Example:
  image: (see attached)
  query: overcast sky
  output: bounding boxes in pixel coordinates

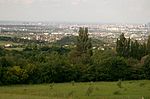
[0,0,150,23]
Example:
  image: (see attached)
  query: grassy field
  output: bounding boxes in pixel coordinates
[0,80,150,99]
[5,48,24,51]
[0,41,20,46]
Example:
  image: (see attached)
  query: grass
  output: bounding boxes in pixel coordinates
[5,48,24,51]
[0,35,15,38]
[0,80,150,99]
[0,41,21,46]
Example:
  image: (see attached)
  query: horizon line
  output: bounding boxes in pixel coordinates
[0,20,149,25]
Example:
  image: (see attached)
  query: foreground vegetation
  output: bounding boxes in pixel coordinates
[0,80,150,99]
[0,27,150,85]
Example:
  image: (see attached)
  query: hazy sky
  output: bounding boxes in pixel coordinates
[0,0,150,23]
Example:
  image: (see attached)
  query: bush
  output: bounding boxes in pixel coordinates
[49,82,55,89]
[117,79,122,88]
[67,90,75,97]
[85,85,94,96]
[71,80,75,86]
[113,90,121,95]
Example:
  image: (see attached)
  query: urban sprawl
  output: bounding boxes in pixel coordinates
[0,22,150,46]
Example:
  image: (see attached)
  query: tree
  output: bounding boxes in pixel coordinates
[76,27,92,56]
[126,38,131,57]
[143,55,150,79]
[0,47,5,56]
[130,40,146,59]
[138,43,147,59]
[69,27,92,64]
[116,33,130,57]
[147,35,150,54]
[0,66,3,85]
[131,40,139,59]
[98,56,130,81]
[4,66,28,84]
[0,57,12,67]
[116,34,147,59]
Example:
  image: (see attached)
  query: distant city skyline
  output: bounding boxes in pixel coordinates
[0,0,150,24]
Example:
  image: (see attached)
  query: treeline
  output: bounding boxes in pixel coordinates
[0,36,47,45]
[0,28,150,85]
[116,33,149,59]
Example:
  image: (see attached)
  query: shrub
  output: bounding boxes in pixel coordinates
[85,85,94,96]
[71,80,75,86]
[139,83,145,87]
[113,90,121,95]
[67,90,74,97]
[117,79,122,88]
[49,82,55,89]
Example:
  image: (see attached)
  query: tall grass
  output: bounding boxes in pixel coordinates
[0,80,150,99]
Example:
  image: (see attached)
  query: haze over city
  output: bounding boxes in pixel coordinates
[0,0,150,23]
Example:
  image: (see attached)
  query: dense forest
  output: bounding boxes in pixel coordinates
[0,27,150,85]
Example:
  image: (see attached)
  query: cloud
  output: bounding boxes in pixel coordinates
[19,0,35,5]
[71,1,79,5]
[0,0,87,6]
[0,0,35,5]
[71,0,87,5]
[23,0,34,4]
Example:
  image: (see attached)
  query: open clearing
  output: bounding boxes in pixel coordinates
[0,41,20,46]
[0,80,150,99]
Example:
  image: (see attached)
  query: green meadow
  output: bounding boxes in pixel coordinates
[0,41,20,46]
[0,80,150,99]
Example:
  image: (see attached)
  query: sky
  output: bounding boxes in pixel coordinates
[0,0,150,23]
